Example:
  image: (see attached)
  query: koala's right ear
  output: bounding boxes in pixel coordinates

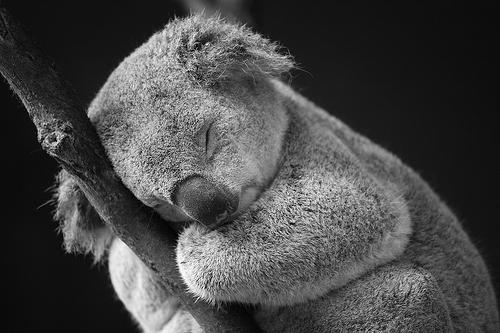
[172,15,295,85]
[54,170,114,262]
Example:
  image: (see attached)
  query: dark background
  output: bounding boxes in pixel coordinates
[1,1,498,332]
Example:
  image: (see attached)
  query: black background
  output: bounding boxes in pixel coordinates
[1,1,498,332]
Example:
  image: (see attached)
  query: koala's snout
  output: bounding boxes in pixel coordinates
[173,176,239,229]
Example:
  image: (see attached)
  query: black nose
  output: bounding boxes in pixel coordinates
[173,176,239,229]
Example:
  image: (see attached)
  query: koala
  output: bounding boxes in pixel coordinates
[54,15,499,332]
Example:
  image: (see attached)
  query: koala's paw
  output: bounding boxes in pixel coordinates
[54,169,114,261]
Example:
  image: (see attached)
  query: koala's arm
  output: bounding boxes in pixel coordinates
[256,263,453,333]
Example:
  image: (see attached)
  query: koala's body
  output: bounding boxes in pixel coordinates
[55,15,499,332]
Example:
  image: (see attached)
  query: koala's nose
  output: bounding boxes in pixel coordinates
[173,176,239,229]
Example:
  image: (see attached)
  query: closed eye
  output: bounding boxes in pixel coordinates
[206,122,218,160]
[198,121,217,160]
[205,123,211,153]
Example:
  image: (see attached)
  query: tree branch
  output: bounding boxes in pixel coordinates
[0,5,260,333]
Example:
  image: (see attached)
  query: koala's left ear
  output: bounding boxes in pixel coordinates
[176,15,294,84]
[54,170,114,262]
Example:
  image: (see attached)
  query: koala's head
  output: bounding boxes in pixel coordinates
[55,14,293,255]
[91,16,293,229]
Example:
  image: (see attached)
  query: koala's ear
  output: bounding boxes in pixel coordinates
[175,15,294,85]
[54,170,114,261]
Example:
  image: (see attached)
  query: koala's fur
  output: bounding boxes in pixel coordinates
[54,15,499,332]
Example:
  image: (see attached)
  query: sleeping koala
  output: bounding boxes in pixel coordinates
[54,15,499,332]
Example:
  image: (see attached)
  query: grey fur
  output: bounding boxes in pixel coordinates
[54,170,113,260]
[55,15,499,332]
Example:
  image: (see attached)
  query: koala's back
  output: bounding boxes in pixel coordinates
[342,128,496,331]
[282,82,499,331]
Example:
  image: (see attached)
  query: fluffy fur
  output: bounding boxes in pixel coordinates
[54,15,499,332]
[54,170,113,260]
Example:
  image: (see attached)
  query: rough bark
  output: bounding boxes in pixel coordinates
[0,5,260,333]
